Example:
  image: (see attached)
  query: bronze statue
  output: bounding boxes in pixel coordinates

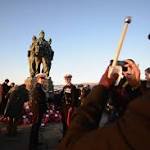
[28,35,37,77]
[28,31,54,78]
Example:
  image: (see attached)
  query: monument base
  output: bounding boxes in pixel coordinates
[25,76,54,92]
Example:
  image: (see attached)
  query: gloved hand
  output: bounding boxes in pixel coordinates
[99,67,119,89]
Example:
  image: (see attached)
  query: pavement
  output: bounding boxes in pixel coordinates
[0,112,109,150]
[0,122,63,150]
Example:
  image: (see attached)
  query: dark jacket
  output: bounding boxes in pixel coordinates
[0,83,10,114]
[5,84,29,118]
[30,83,47,116]
[141,80,150,93]
[109,80,142,117]
[2,82,10,96]
[58,85,150,150]
[61,84,79,107]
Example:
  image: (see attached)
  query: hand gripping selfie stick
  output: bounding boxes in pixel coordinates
[108,16,132,85]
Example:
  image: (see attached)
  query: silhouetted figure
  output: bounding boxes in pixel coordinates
[0,79,10,115]
[29,73,47,150]
[5,84,29,136]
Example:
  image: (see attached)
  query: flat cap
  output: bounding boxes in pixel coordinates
[64,74,72,78]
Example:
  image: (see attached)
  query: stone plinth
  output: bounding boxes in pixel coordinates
[24,77,54,92]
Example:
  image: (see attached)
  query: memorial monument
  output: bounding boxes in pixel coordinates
[26,30,54,91]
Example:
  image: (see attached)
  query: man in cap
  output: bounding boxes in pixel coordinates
[60,74,79,137]
[29,73,48,150]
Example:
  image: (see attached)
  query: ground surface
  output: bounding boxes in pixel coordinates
[0,122,62,150]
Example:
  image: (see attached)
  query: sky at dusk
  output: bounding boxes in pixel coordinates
[0,0,150,85]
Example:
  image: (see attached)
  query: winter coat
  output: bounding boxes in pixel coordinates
[61,84,79,107]
[30,83,47,122]
[5,84,29,119]
[58,85,150,150]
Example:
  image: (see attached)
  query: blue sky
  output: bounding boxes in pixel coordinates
[0,0,150,85]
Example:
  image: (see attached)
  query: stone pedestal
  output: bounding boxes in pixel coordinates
[24,76,54,92]
[43,77,54,92]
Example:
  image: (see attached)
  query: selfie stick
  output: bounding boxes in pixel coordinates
[112,16,131,67]
[108,16,132,82]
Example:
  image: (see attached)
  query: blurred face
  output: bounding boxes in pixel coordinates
[123,60,135,77]
[145,71,150,81]
[64,77,72,85]
[37,76,46,85]
[122,59,140,87]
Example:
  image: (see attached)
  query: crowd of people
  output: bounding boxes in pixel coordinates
[0,59,150,150]
[0,73,91,150]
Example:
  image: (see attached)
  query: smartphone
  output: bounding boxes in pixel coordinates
[117,60,126,66]
[110,60,128,71]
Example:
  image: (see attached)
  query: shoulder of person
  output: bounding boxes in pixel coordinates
[141,80,147,86]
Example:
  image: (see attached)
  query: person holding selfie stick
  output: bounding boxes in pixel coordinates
[58,16,149,150]
[108,16,131,85]
[57,54,149,150]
